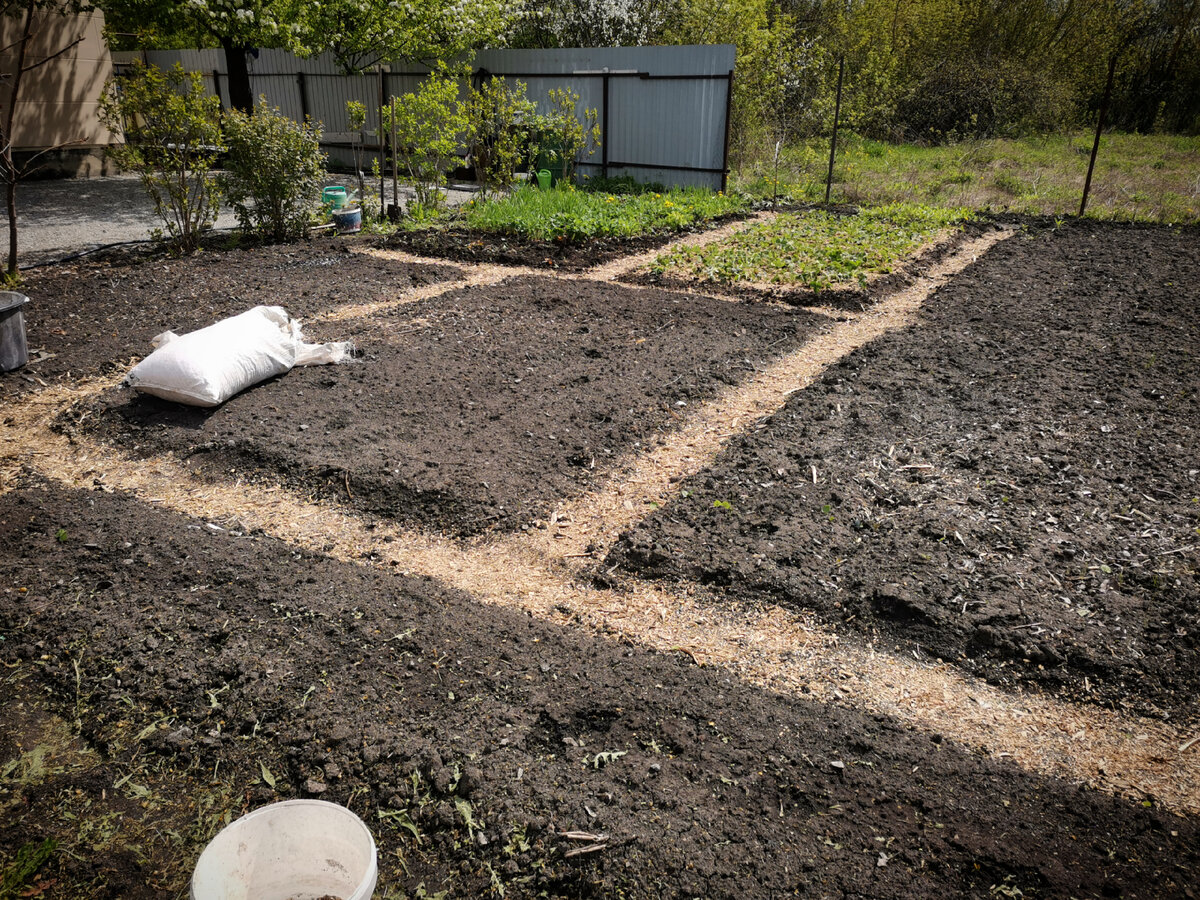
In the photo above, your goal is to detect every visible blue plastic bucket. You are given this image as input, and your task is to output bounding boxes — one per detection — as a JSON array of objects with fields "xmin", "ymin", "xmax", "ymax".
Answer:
[{"xmin": 332, "ymin": 206, "xmax": 362, "ymax": 233}]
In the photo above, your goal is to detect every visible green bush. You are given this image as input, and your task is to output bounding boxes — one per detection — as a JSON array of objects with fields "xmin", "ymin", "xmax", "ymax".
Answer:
[
  {"xmin": 99, "ymin": 62, "xmax": 224, "ymax": 254},
  {"xmin": 467, "ymin": 76, "xmax": 537, "ymax": 197},
  {"xmin": 221, "ymin": 99, "xmax": 327, "ymax": 241},
  {"xmin": 895, "ymin": 59, "xmax": 1073, "ymax": 144},
  {"xmin": 386, "ymin": 67, "xmax": 469, "ymax": 212},
  {"xmin": 535, "ymin": 87, "xmax": 601, "ymax": 185}
]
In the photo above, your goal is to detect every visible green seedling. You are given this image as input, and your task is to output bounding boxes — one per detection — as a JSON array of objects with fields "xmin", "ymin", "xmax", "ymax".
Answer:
[
  {"xmin": 0, "ymin": 838, "xmax": 57, "ymax": 898},
  {"xmin": 586, "ymin": 749, "xmax": 627, "ymax": 769}
]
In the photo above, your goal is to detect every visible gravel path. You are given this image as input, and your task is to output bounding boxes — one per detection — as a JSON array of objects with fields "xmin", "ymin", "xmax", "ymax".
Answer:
[{"xmin": 6, "ymin": 174, "xmax": 477, "ymax": 269}]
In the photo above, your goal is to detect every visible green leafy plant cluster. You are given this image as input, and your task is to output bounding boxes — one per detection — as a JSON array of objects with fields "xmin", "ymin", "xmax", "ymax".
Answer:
[
  {"xmin": 463, "ymin": 184, "xmax": 745, "ymax": 242},
  {"xmin": 103, "ymin": 63, "xmax": 331, "ymax": 251},
  {"xmin": 466, "ymin": 76, "xmax": 537, "ymax": 198},
  {"xmin": 385, "ymin": 66, "xmax": 470, "ymax": 212},
  {"xmin": 221, "ymin": 98, "xmax": 327, "ymax": 241},
  {"xmin": 651, "ymin": 203, "xmax": 969, "ymax": 290},
  {"xmin": 100, "ymin": 62, "xmax": 224, "ymax": 255},
  {"xmin": 534, "ymin": 87, "xmax": 601, "ymax": 185}
]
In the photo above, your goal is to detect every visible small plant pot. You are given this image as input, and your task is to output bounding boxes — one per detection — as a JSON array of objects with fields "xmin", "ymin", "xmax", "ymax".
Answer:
[
  {"xmin": 387, "ymin": 203, "xmax": 402, "ymax": 223},
  {"xmin": 191, "ymin": 799, "xmax": 377, "ymax": 900},
  {"xmin": 332, "ymin": 206, "xmax": 362, "ymax": 234}
]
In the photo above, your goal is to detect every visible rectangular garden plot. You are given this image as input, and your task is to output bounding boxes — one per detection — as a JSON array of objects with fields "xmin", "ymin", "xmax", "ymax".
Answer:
[
  {"xmin": 82, "ymin": 276, "xmax": 821, "ymax": 536},
  {"xmin": 628, "ymin": 204, "xmax": 971, "ymax": 310},
  {"xmin": 608, "ymin": 221, "xmax": 1200, "ymax": 721},
  {"xmin": 5, "ymin": 242, "xmax": 461, "ymax": 400},
  {"xmin": 1, "ymin": 482, "xmax": 1196, "ymax": 899}
]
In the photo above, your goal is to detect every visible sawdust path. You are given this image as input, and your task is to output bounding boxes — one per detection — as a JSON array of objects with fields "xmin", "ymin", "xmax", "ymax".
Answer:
[{"xmin": 3, "ymin": 226, "xmax": 1197, "ymax": 817}]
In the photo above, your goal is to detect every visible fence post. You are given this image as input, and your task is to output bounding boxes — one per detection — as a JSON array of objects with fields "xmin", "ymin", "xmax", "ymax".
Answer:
[
  {"xmin": 602, "ymin": 71, "xmax": 610, "ymax": 180},
  {"xmin": 1079, "ymin": 53, "xmax": 1117, "ymax": 218},
  {"xmin": 825, "ymin": 55, "xmax": 844, "ymax": 204},
  {"xmin": 720, "ymin": 69, "xmax": 734, "ymax": 192}
]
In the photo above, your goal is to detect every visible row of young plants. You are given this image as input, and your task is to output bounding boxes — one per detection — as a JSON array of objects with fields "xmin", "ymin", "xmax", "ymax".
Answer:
[
  {"xmin": 460, "ymin": 182, "xmax": 745, "ymax": 241},
  {"xmin": 650, "ymin": 202, "xmax": 970, "ymax": 291}
]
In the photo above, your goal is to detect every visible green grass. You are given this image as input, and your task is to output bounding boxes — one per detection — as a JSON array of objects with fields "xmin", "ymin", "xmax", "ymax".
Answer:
[
  {"xmin": 652, "ymin": 203, "xmax": 970, "ymax": 291},
  {"xmin": 737, "ymin": 132, "xmax": 1200, "ymax": 224},
  {"xmin": 461, "ymin": 183, "xmax": 746, "ymax": 241}
]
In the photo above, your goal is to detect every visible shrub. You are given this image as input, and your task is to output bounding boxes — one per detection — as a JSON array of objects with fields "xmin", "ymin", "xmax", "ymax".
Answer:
[
  {"xmin": 386, "ymin": 67, "xmax": 470, "ymax": 212},
  {"xmin": 99, "ymin": 62, "xmax": 224, "ymax": 254},
  {"xmin": 466, "ymin": 76, "xmax": 536, "ymax": 197},
  {"xmin": 345, "ymin": 100, "xmax": 369, "ymax": 213},
  {"xmin": 221, "ymin": 99, "xmax": 327, "ymax": 241},
  {"xmin": 535, "ymin": 87, "xmax": 601, "ymax": 184},
  {"xmin": 896, "ymin": 59, "xmax": 1073, "ymax": 144}
]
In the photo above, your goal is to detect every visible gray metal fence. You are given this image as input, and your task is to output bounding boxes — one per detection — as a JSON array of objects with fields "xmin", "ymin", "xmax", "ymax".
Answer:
[{"xmin": 111, "ymin": 45, "xmax": 736, "ymax": 190}]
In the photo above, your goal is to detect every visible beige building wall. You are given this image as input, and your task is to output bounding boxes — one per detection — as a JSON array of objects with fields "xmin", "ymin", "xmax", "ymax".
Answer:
[{"xmin": 1, "ymin": 6, "xmax": 115, "ymax": 150}]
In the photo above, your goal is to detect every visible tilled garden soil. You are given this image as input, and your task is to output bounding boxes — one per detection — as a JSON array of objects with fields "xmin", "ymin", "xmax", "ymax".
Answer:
[
  {"xmin": 608, "ymin": 221, "xmax": 1200, "ymax": 722},
  {"xmin": 383, "ymin": 221, "xmax": 739, "ymax": 272},
  {"xmin": 2, "ymin": 239, "xmax": 461, "ymax": 401},
  {"xmin": 2, "ymin": 482, "xmax": 1198, "ymax": 899},
  {"xmin": 79, "ymin": 276, "xmax": 820, "ymax": 536}
]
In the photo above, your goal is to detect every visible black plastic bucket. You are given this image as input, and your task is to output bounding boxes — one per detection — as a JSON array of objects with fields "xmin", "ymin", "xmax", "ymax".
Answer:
[{"xmin": 0, "ymin": 291, "xmax": 30, "ymax": 372}]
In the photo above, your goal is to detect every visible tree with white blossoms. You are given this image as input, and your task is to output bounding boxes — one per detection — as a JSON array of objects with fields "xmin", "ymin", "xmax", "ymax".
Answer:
[
  {"xmin": 180, "ymin": 0, "xmax": 300, "ymax": 112},
  {"xmin": 294, "ymin": 0, "xmax": 523, "ymax": 73},
  {"xmin": 513, "ymin": 0, "xmax": 671, "ymax": 49},
  {"xmin": 100, "ymin": 0, "xmax": 302, "ymax": 112},
  {"xmin": 102, "ymin": 0, "xmax": 525, "ymax": 109}
]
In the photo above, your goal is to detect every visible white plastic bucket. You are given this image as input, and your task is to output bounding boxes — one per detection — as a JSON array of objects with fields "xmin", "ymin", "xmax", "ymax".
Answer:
[{"xmin": 191, "ymin": 799, "xmax": 378, "ymax": 900}]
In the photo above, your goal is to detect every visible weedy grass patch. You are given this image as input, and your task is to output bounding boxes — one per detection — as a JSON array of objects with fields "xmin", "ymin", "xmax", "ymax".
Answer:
[
  {"xmin": 462, "ymin": 184, "xmax": 746, "ymax": 242},
  {"xmin": 651, "ymin": 203, "xmax": 970, "ymax": 291},
  {"xmin": 737, "ymin": 132, "xmax": 1200, "ymax": 224}
]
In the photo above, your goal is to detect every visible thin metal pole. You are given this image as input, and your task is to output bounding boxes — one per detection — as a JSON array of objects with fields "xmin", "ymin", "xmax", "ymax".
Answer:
[
  {"xmin": 825, "ymin": 55, "xmax": 844, "ymax": 205},
  {"xmin": 1080, "ymin": 53, "xmax": 1117, "ymax": 217},
  {"xmin": 378, "ymin": 67, "xmax": 386, "ymax": 219},
  {"xmin": 391, "ymin": 96, "xmax": 398, "ymax": 211}
]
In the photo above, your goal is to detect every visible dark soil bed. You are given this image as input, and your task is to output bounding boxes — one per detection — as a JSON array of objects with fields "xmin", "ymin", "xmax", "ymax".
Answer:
[
  {"xmin": 2, "ymin": 482, "xmax": 1197, "ymax": 898},
  {"xmin": 1, "ymin": 239, "xmax": 462, "ymax": 402},
  {"xmin": 77, "ymin": 276, "xmax": 820, "ymax": 536},
  {"xmin": 382, "ymin": 219, "xmax": 740, "ymax": 272},
  {"xmin": 607, "ymin": 220, "xmax": 1200, "ymax": 722}
]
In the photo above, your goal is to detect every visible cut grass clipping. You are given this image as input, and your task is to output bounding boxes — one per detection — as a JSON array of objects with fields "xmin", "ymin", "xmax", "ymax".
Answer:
[
  {"xmin": 651, "ymin": 203, "xmax": 970, "ymax": 291},
  {"xmin": 463, "ymin": 184, "xmax": 746, "ymax": 242}
]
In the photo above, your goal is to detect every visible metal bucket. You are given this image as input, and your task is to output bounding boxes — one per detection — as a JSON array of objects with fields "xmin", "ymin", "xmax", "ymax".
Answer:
[{"xmin": 0, "ymin": 291, "xmax": 29, "ymax": 372}]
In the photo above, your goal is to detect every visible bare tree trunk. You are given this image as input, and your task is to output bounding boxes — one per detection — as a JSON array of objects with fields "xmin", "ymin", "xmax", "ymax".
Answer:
[
  {"xmin": 222, "ymin": 40, "xmax": 254, "ymax": 114},
  {"xmin": 3, "ymin": 1, "xmax": 34, "ymax": 280}
]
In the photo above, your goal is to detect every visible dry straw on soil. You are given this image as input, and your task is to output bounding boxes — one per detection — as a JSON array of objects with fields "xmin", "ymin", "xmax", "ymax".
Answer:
[{"xmin": 3, "ymin": 225, "xmax": 1198, "ymax": 819}]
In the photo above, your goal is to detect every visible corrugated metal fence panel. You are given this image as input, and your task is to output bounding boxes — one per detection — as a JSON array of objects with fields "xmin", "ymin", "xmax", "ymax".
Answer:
[
  {"xmin": 110, "ymin": 45, "xmax": 735, "ymax": 189},
  {"xmin": 474, "ymin": 44, "xmax": 735, "ymax": 77}
]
